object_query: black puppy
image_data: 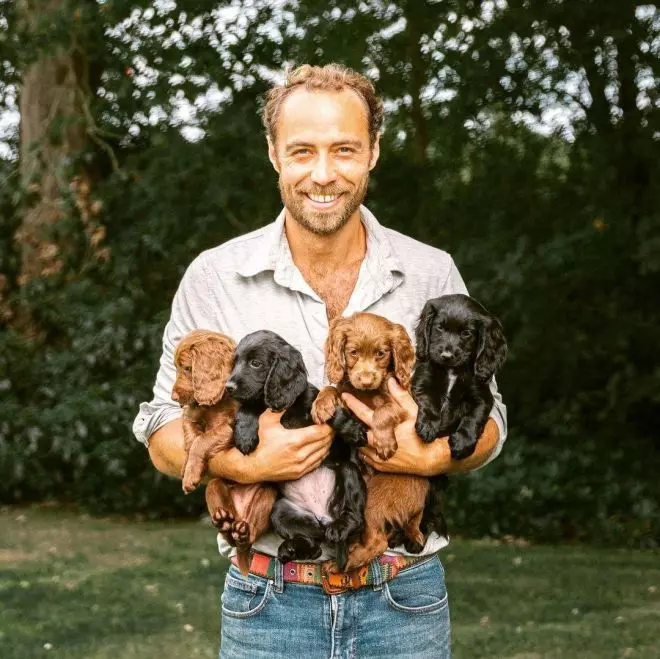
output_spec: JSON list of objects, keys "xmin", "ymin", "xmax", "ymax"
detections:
[
  {"xmin": 412, "ymin": 293, "xmax": 507, "ymax": 459},
  {"xmin": 411, "ymin": 294, "xmax": 507, "ymax": 539},
  {"xmin": 226, "ymin": 330, "xmax": 366, "ymax": 569}
]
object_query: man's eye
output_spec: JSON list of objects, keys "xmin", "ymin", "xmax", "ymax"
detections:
[
  {"xmin": 338, "ymin": 146, "xmax": 355, "ymax": 154},
  {"xmin": 249, "ymin": 359, "xmax": 263, "ymax": 369},
  {"xmin": 293, "ymin": 148, "xmax": 310, "ymax": 157},
  {"xmin": 183, "ymin": 366, "xmax": 192, "ymax": 374}
]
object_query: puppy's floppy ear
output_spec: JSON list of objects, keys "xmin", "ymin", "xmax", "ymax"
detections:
[
  {"xmin": 414, "ymin": 299, "xmax": 437, "ymax": 361},
  {"xmin": 474, "ymin": 315, "xmax": 507, "ymax": 381},
  {"xmin": 390, "ymin": 323, "xmax": 415, "ymax": 390},
  {"xmin": 264, "ymin": 344, "xmax": 309, "ymax": 411},
  {"xmin": 325, "ymin": 316, "xmax": 351, "ymax": 384},
  {"xmin": 191, "ymin": 335, "xmax": 235, "ymax": 405}
]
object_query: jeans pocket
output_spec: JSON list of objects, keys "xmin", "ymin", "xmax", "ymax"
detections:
[
  {"xmin": 221, "ymin": 569, "xmax": 273, "ymax": 619},
  {"xmin": 382, "ymin": 556, "xmax": 449, "ymax": 614}
]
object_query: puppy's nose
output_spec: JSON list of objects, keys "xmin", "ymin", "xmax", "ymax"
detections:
[
  {"xmin": 225, "ymin": 381, "xmax": 237, "ymax": 395},
  {"xmin": 171, "ymin": 390, "xmax": 179, "ymax": 401}
]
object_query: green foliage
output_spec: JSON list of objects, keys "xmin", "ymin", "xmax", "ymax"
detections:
[{"xmin": 0, "ymin": 0, "xmax": 658, "ymax": 545}]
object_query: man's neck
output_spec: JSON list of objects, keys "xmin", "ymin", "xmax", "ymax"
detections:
[{"xmin": 284, "ymin": 210, "xmax": 366, "ymax": 273}]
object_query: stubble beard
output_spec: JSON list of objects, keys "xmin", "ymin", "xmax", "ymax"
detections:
[{"xmin": 279, "ymin": 173, "xmax": 370, "ymax": 237}]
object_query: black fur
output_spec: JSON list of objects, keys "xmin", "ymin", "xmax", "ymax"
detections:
[
  {"xmin": 226, "ymin": 330, "xmax": 366, "ymax": 569},
  {"xmin": 412, "ymin": 294, "xmax": 507, "ymax": 540}
]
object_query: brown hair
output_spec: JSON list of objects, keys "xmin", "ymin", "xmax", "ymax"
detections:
[{"xmin": 262, "ymin": 63, "xmax": 384, "ymax": 148}]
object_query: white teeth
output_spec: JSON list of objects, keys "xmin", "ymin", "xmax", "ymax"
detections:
[{"xmin": 309, "ymin": 194, "xmax": 339, "ymax": 203}]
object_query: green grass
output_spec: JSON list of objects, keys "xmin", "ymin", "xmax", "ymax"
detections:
[{"xmin": 1, "ymin": 506, "xmax": 658, "ymax": 658}]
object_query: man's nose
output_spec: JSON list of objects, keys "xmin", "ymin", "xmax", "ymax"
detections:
[
  {"xmin": 310, "ymin": 153, "xmax": 337, "ymax": 186},
  {"xmin": 171, "ymin": 389, "xmax": 179, "ymax": 401}
]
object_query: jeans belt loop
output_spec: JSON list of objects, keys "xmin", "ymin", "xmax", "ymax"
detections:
[{"xmin": 271, "ymin": 557, "xmax": 284, "ymax": 594}]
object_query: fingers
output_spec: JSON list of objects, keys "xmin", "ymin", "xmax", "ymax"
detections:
[
  {"xmin": 386, "ymin": 377, "xmax": 418, "ymax": 416},
  {"xmin": 260, "ymin": 408, "xmax": 286, "ymax": 425},
  {"xmin": 359, "ymin": 447, "xmax": 393, "ymax": 472},
  {"xmin": 297, "ymin": 422, "xmax": 334, "ymax": 443},
  {"xmin": 340, "ymin": 393, "xmax": 374, "ymax": 426},
  {"xmin": 299, "ymin": 444, "xmax": 331, "ymax": 475}
]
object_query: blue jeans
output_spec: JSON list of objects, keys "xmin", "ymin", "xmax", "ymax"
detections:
[{"xmin": 219, "ymin": 554, "xmax": 451, "ymax": 658}]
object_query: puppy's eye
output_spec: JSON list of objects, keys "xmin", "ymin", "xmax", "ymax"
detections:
[
  {"xmin": 461, "ymin": 330, "xmax": 472, "ymax": 338},
  {"xmin": 249, "ymin": 359, "xmax": 263, "ymax": 369},
  {"xmin": 347, "ymin": 349, "xmax": 358, "ymax": 357},
  {"xmin": 376, "ymin": 350, "xmax": 389, "ymax": 359}
]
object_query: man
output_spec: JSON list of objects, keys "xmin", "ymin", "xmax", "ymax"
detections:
[{"xmin": 133, "ymin": 63, "xmax": 507, "ymax": 658}]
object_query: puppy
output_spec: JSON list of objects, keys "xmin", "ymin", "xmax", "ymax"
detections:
[
  {"xmin": 314, "ymin": 313, "xmax": 430, "ymax": 572},
  {"xmin": 172, "ymin": 330, "xmax": 238, "ymax": 493},
  {"xmin": 226, "ymin": 330, "xmax": 366, "ymax": 569},
  {"xmin": 412, "ymin": 293, "xmax": 507, "ymax": 459},
  {"xmin": 172, "ymin": 330, "xmax": 276, "ymax": 574},
  {"xmin": 411, "ymin": 294, "xmax": 507, "ymax": 540},
  {"xmin": 313, "ymin": 313, "xmax": 415, "ymax": 460}
]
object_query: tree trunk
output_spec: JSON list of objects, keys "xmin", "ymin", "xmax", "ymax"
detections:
[
  {"xmin": 16, "ymin": 0, "xmax": 92, "ymax": 286},
  {"xmin": 404, "ymin": 1, "xmax": 428, "ymax": 167}
]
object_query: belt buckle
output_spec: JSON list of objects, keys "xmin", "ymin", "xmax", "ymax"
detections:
[
  {"xmin": 321, "ymin": 571, "xmax": 351, "ymax": 595},
  {"xmin": 321, "ymin": 566, "xmax": 368, "ymax": 595}
]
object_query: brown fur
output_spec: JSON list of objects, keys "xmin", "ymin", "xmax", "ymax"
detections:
[
  {"xmin": 172, "ymin": 329, "xmax": 276, "ymax": 574},
  {"xmin": 315, "ymin": 312, "xmax": 415, "ymax": 459},
  {"xmin": 205, "ymin": 479, "xmax": 278, "ymax": 575},
  {"xmin": 173, "ymin": 330, "xmax": 238, "ymax": 492},
  {"xmin": 339, "ymin": 474, "xmax": 430, "ymax": 571},
  {"xmin": 313, "ymin": 313, "xmax": 429, "ymax": 572}
]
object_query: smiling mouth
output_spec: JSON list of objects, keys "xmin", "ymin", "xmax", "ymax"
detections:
[{"xmin": 304, "ymin": 192, "xmax": 344, "ymax": 208}]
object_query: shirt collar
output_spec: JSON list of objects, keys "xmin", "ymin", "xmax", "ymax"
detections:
[{"xmin": 236, "ymin": 205, "xmax": 405, "ymax": 309}]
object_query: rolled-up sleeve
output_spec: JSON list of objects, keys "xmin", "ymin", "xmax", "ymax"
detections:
[
  {"xmin": 132, "ymin": 256, "xmax": 217, "ymax": 447},
  {"xmin": 439, "ymin": 258, "xmax": 508, "ymax": 467}
]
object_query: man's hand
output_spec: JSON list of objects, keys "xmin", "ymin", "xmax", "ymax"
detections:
[
  {"xmin": 247, "ymin": 408, "xmax": 334, "ymax": 482},
  {"xmin": 341, "ymin": 378, "xmax": 500, "ymax": 476},
  {"xmin": 341, "ymin": 378, "xmax": 444, "ymax": 477}
]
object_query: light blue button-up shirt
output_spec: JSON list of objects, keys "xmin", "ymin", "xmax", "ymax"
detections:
[{"xmin": 133, "ymin": 206, "xmax": 507, "ymax": 558}]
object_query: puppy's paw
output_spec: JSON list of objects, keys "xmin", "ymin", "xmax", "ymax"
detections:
[
  {"xmin": 231, "ymin": 520, "xmax": 251, "ymax": 549},
  {"xmin": 449, "ymin": 432, "xmax": 477, "ymax": 460},
  {"xmin": 182, "ymin": 474, "xmax": 201, "ymax": 494},
  {"xmin": 278, "ymin": 537, "xmax": 322, "ymax": 563},
  {"xmin": 403, "ymin": 534, "xmax": 425, "ymax": 554},
  {"xmin": 325, "ymin": 519, "xmax": 352, "ymax": 545},
  {"xmin": 415, "ymin": 414, "xmax": 441, "ymax": 444},
  {"xmin": 373, "ymin": 437, "xmax": 398, "ymax": 461},
  {"xmin": 211, "ymin": 508, "xmax": 235, "ymax": 534},
  {"xmin": 234, "ymin": 435, "xmax": 259, "ymax": 456},
  {"xmin": 321, "ymin": 559, "xmax": 341, "ymax": 577},
  {"xmin": 312, "ymin": 388, "xmax": 341, "ymax": 424}
]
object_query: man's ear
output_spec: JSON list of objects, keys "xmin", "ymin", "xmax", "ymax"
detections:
[
  {"xmin": 369, "ymin": 134, "xmax": 381, "ymax": 171},
  {"xmin": 267, "ymin": 137, "xmax": 280, "ymax": 173}
]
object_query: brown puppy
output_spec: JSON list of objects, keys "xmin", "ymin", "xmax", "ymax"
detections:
[
  {"xmin": 312, "ymin": 313, "xmax": 430, "ymax": 572},
  {"xmin": 313, "ymin": 312, "xmax": 415, "ymax": 460},
  {"xmin": 172, "ymin": 330, "xmax": 276, "ymax": 574},
  {"xmin": 172, "ymin": 329, "xmax": 238, "ymax": 493}
]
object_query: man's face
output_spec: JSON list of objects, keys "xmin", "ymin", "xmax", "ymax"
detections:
[{"xmin": 268, "ymin": 88, "xmax": 380, "ymax": 236}]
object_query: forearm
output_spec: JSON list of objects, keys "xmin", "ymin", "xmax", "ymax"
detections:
[
  {"xmin": 433, "ymin": 418, "xmax": 499, "ymax": 475},
  {"xmin": 148, "ymin": 418, "xmax": 256, "ymax": 484}
]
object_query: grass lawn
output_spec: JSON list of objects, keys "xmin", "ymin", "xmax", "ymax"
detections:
[{"xmin": 1, "ymin": 505, "xmax": 658, "ymax": 659}]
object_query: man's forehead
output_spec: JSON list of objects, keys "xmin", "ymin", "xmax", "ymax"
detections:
[{"xmin": 276, "ymin": 87, "xmax": 370, "ymax": 145}]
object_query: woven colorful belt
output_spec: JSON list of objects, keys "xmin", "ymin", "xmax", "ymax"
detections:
[{"xmin": 230, "ymin": 551, "xmax": 432, "ymax": 595}]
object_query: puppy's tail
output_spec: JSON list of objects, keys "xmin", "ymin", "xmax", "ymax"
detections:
[
  {"xmin": 334, "ymin": 542, "xmax": 348, "ymax": 572},
  {"xmin": 236, "ymin": 546, "xmax": 252, "ymax": 576}
]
